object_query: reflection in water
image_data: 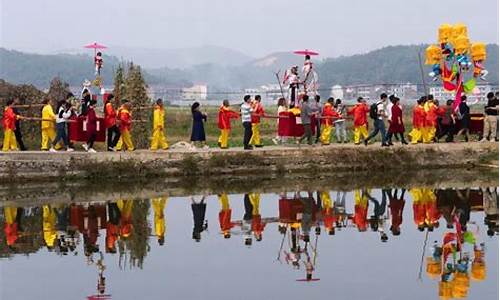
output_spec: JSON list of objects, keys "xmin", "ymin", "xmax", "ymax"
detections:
[{"xmin": 1, "ymin": 187, "xmax": 498, "ymax": 299}]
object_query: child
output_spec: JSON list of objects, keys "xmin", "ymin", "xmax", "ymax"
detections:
[
  {"xmin": 334, "ymin": 99, "xmax": 348, "ymax": 143},
  {"xmin": 150, "ymin": 98, "xmax": 169, "ymax": 150},
  {"xmin": 50, "ymin": 100, "xmax": 74, "ymax": 152},
  {"xmin": 347, "ymin": 97, "xmax": 370, "ymax": 145},
  {"xmin": 273, "ymin": 97, "xmax": 288, "ymax": 145},
  {"xmin": 190, "ymin": 102, "xmax": 208, "ymax": 148},
  {"xmin": 82, "ymin": 100, "xmax": 98, "ymax": 153},
  {"xmin": 115, "ymin": 101, "xmax": 134, "ymax": 151},
  {"xmin": 386, "ymin": 97, "xmax": 407, "ymax": 145},
  {"xmin": 95, "ymin": 52, "xmax": 103, "ymax": 75},
  {"xmin": 249, "ymin": 95, "xmax": 265, "ymax": 147},
  {"xmin": 319, "ymin": 97, "xmax": 338, "ymax": 145},
  {"xmin": 217, "ymin": 100, "xmax": 239, "ymax": 149},
  {"xmin": 2, "ymin": 99, "xmax": 21, "ymax": 151}
]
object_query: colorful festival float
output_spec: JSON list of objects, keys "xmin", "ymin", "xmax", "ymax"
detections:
[
  {"xmin": 425, "ymin": 24, "xmax": 489, "ymax": 135},
  {"xmin": 68, "ymin": 42, "xmax": 112, "ymax": 142},
  {"xmin": 426, "ymin": 217, "xmax": 487, "ymax": 299},
  {"xmin": 278, "ymin": 50, "xmax": 320, "ymax": 138}
]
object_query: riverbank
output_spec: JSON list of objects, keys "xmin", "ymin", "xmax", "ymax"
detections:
[{"xmin": 0, "ymin": 142, "xmax": 497, "ymax": 182}]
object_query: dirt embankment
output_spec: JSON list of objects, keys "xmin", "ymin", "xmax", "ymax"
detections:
[{"xmin": 0, "ymin": 142, "xmax": 497, "ymax": 183}]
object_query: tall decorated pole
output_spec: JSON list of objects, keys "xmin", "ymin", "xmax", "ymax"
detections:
[{"xmin": 425, "ymin": 24, "xmax": 488, "ymax": 110}]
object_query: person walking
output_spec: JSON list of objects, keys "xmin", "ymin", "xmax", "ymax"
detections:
[
  {"xmin": 12, "ymin": 98, "xmax": 26, "ymax": 151},
  {"xmin": 334, "ymin": 99, "xmax": 348, "ymax": 143},
  {"xmin": 217, "ymin": 100, "xmax": 239, "ymax": 149},
  {"xmin": 249, "ymin": 95, "xmax": 265, "ymax": 147},
  {"xmin": 2, "ymin": 99, "xmax": 21, "ymax": 152},
  {"xmin": 456, "ymin": 95, "xmax": 470, "ymax": 142},
  {"xmin": 241, "ymin": 95, "xmax": 254, "ymax": 150},
  {"xmin": 115, "ymin": 101, "xmax": 134, "ymax": 151},
  {"xmin": 41, "ymin": 98, "xmax": 59, "ymax": 151},
  {"xmin": 480, "ymin": 92, "xmax": 499, "ymax": 142},
  {"xmin": 150, "ymin": 98, "xmax": 169, "ymax": 151},
  {"xmin": 348, "ymin": 97, "xmax": 370, "ymax": 145},
  {"xmin": 409, "ymin": 97, "xmax": 426, "ymax": 144},
  {"xmin": 386, "ymin": 97, "xmax": 407, "ymax": 144},
  {"xmin": 190, "ymin": 102, "xmax": 208, "ymax": 148},
  {"xmin": 104, "ymin": 94, "xmax": 120, "ymax": 151},
  {"xmin": 50, "ymin": 100, "xmax": 74, "ymax": 152},
  {"xmin": 365, "ymin": 93, "xmax": 389, "ymax": 146},
  {"xmin": 82, "ymin": 100, "xmax": 98, "ymax": 153},
  {"xmin": 298, "ymin": 95, "xmax": 316, "ymax": 145},
  {"xmin": 319, "ymin": 97, "xmax": 338, "ymax": 145},
  {"xmin": 273, "ymin": 97, "xmax": 288, "ymax": 144},
  {"xmin": 437, "ymin": 100, "xmax": 456, "ymax": 142},
  {"xmin": 311, "ymin": 95, "xmax": 323, "ymax": 143}
]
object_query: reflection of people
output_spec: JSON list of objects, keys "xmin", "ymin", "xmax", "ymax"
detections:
[
  {"xmin": 106, "ymin": 202, "xmax": 120, "ymax": 253},
  {"xmin": 334, "ymin": 191, "xmax": 348, "ymax": 228},
  {"xmin": 152, "ymin": 197, "xmax": 168, "ymax": 245},
  {"xmin": 3, "ymin": 206, "xmax": 22, "ymax": 248},
  {"xmin": 482, "ymin": 187, "xmax": 498, "ymax": 236},
  {"xmin": 320, "ymin": 191, "xmax": 335, "ymax": 235},
  {"xmin": 388, "ymin": 189, "xmax": 405, "ymax": 236},
  {"xmin": 368, "ymin": 190, "xmax": 388, "ymax": 242},
  {"xmin": 218, "ymin": 193, "xmax": 234, "ymax": 239},
  {"xmin": 249, "ymin": 193, "xmax": 264, "ymax": 241},
  {"xmin": 455, "ymin": 189, "xmax": 471, "ymax": 231},
  {"xmin": 353, "ymin": 190, "xmax": 369, "ymax": 232},
  {"xmin": 243, "ymin": 194, "xmax": 253, "ymax": 245},
  {"xmin": 191, "ymin": 196, "xmax": 207, "ymax": 242}
]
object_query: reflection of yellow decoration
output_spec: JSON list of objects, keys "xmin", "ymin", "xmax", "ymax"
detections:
[
  {"xmin": 453, "ymin": 35, "xmax": 470, "ymax": 55},
  {"xmin": 471, "ymin": 261, "xmax": 486, "ymax": 281},
  {"xmin": 426, "ymin": 257, "xmax": 441, "ymax": 278},
  {"xmin": 471, "ymin": 43, "xmax": 487, "ymax": 61},
  {"xmin": 425, "ymin": 45, "xmax": 441, "ymax": 65},
  {"xmin": 451, "ymin": 272, "xmax": 470, "ymax": 299},
  {"xmin": 439, "ymin": 281, "xmax": 452, "ymax": 300},
  {"xmin": 289, "ymin": 107, "xmax": 301, "ymax": 116},
  {"xmin": 438, "ymin": 24, "xmax": 453, "ymax": 44}
]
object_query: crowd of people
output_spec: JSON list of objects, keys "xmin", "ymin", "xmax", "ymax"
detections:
[{"xmin": 1, "ymin": 90, "xmax": 498, "ymax": 152}]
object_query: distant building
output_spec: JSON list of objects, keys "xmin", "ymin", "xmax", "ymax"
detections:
[
  {"xmin": 332, "ymin": 83, "xmax": 418, "ymax": 103},
  {"xmin": 429, "ymin": 84, "xmax": 498, "ymax": 103},
  {"xmin": 181, "ymin": 84, "xmax": 208, "ymax": 101},
  {"xmin": 244, "ymin": 84, "xmax": 283, "ymax": 105},
  {"xmin": 330, "ymin": 85, "xmax": 344, "ymax": 100}
]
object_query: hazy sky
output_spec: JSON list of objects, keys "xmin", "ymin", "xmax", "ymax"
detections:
[{"xmin": 1, "ymin": 0, "xmax": 498, "ymax": 58}]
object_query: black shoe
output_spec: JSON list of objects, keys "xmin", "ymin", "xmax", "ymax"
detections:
[
  {"xmin": 244, "ymin": 146, "xmax": 253, "ymax": 150},
  {"xmin": 388, "ymin": 141, "xmax": 394, "ymax": 146},
  {"xmin": 402, "ymin": 140, "xmax": 408, "ymax": 145},
  {"xmin": 381, "ymin": 143, "xmax": 390, "ymax": 147},
  {"xmin": 255, "ymin": 144, "xmax": 263, "ymax": 148},
  {"xmin": 364, "ymin": 139, "xmax": 368, "ymax": 146}
]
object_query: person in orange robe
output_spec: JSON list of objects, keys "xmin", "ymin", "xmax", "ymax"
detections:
[
  {"xmin": 410, "ymin": 97, "xmax": 426, "ymax": 144},
  {"xmin": 348, "ymin": 97, "xmax": 370, "ymax": 144},
  {"xmin": 217, "ymin": 100, "xmax": 240, "ymax": 149}
]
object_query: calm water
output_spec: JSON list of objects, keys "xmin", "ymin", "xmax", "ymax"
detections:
[{"xmin": 0, "ymin": 187, "xmax": 498, "ymax": 300}]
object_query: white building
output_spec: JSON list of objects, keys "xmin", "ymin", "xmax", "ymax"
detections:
[
  {"xmin": 181, "ymin": 84, "xmax": 208, "ymax": 101},
  {"xmin": 429, "ymin": 84, "xmax": 498, "ymax": 103}
]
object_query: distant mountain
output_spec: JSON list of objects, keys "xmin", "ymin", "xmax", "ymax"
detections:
[
  {"xmin": 0, "ymin": 48, "xmax": 179, "ymax": 88},
  {"xmin": 2, "ymin": 45, "xmax": 498, "ymax": 90},
  {"xmin": 68, "ymin": 45, "xmax": 255, "ymax": 69},
  {"xmin": 317, "ymin": 44, "xmax": 499, "ymax": 87}
]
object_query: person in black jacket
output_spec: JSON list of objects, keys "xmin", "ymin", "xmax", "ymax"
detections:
[{"xmin": 12, "ymin": 98, "xmax": 26, "ymax": 150}]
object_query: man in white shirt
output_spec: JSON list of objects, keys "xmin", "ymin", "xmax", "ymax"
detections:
[
  {"xmin": 365, "ymin": 93, "xmax": 390, "ymax": 147},
  {"xmin": 241, "ymin": 95, "xmax": 254, "ymax": 150}
]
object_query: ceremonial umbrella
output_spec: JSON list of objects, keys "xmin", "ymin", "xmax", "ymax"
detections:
[
  {"xmin": 293, "ymin": 49, "xmax": 319, "ymax": 56},
  {"xmin": 84, "ymin": 42, "xmax": 107, "ymax": 56}
]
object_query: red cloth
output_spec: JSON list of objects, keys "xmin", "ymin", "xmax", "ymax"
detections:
[
  {"xmin": 348, "ymin": 103, "xmax": 369, "ymax": 126},
  {"xmin": 322, "ymin": 208, "xmax": 336, "ymax": 229},
  {"xmin": 218, "ymin": 106, "xmax": 239, "ymax": 130},
  {"xmin": 389, "ymin": 199, "xmax": 404, "ymax": 230},
  {"xmin": 104, "ymin": 102, "xmax": 117, "ymax": 128},
  {"xmin": 4, "ymin": 222, "xmax": 18, "ymax": 246},
  {"xmin": 218, "ymin": 209, "xmax": 233, "ymax": 231},
  {"xmin": 278, "ymin": 112, "xmax": 316, "ymax": 137},
  {"xmin": 251, "ymin": 102, "xmax": 265, "ymax": 124},
  {"xmin": 389, "ymin": 105, "xmax": 405, "ymax": 133},
  {"xmin": 413, "ymin": 203, "xmax": 425, "ymax": 226},
  {"xmin": 412, "ymin": 105, "xmax": 425, "ymax": 128},
  {"xmin": 118, "ymin": 108, "xmax": 132, "ymax": 131},
  {"xmin": 354, "ymin": 205, "xmax": 368, "ymax": 231},
  {"xmin": 86, "ymin": 107, "xmax": 97, "ymax": 134},
  {"xmin": 252, "ymin": 214, "xmax": 265, "ymax": 234},
  {"xmin": 106, "ymin": 223, "xmax": 119, "ymax": 250},
  {"xmin": 321, "ymin": 103, "xmax": 339, "ymax": 126},
  {"xmin": 425, "ymin": 104, "xmax": 438, "ymax": 127},
  {"xmin": 2, "ymin": 107, "xmax": 16, "ymax": 130}
]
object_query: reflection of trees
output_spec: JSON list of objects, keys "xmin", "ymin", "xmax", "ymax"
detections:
[
  {"xmin": 0, "ymin": 207, "xmax": 44, "ymax": 257},
  {"xmin": 118, "ymin": 199, "xmax": 150, "ymax": 269}
]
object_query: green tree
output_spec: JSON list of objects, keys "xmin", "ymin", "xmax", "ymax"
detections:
[
  {"xmin": 124, "ymin": 63, "xmax": 151, "ymax": 148},
  {"xmin": 113, "ymin": 64, "xmax": 126, "ymax": 107},
  {"xmin": 46, "ymin": 77, "xmax": 71, "ymax": 102}
]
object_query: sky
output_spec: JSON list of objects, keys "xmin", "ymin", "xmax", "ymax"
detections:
[{"xmin": 0, "ymin": 0, "xmax": 499, "ymax": 58}]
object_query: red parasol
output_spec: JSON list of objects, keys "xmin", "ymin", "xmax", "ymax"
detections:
[
  {"xmin": 87, "ymin": 295, "xmax": 111, "ymax": 300},
  {"xmin": 84, "ymin": 42, "xmax": 107, "ymax": 56},
  {"xmin": 293, "ymin": 49, "xmax": 319, "ymax": 56}
]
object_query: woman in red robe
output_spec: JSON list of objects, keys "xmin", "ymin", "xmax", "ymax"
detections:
[{"xmin": 387, "ymin": 97, "xmax": 407, "ymax": 144}]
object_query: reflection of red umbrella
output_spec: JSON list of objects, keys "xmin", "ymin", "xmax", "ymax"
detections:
[
  {"xmin": 87, "ymin": 295, "xmax": 111, "ymax": 300},
  {"xmin": 296, "ymin": 278, "xmax": 320, "ymax": 281},
  {"xmin": 84, "ymin": 42, "xmax": 107, "ymax": 55},
  {"xmin": 293, "ymin": 49, "xmax": 319, "ymax": 56}
]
